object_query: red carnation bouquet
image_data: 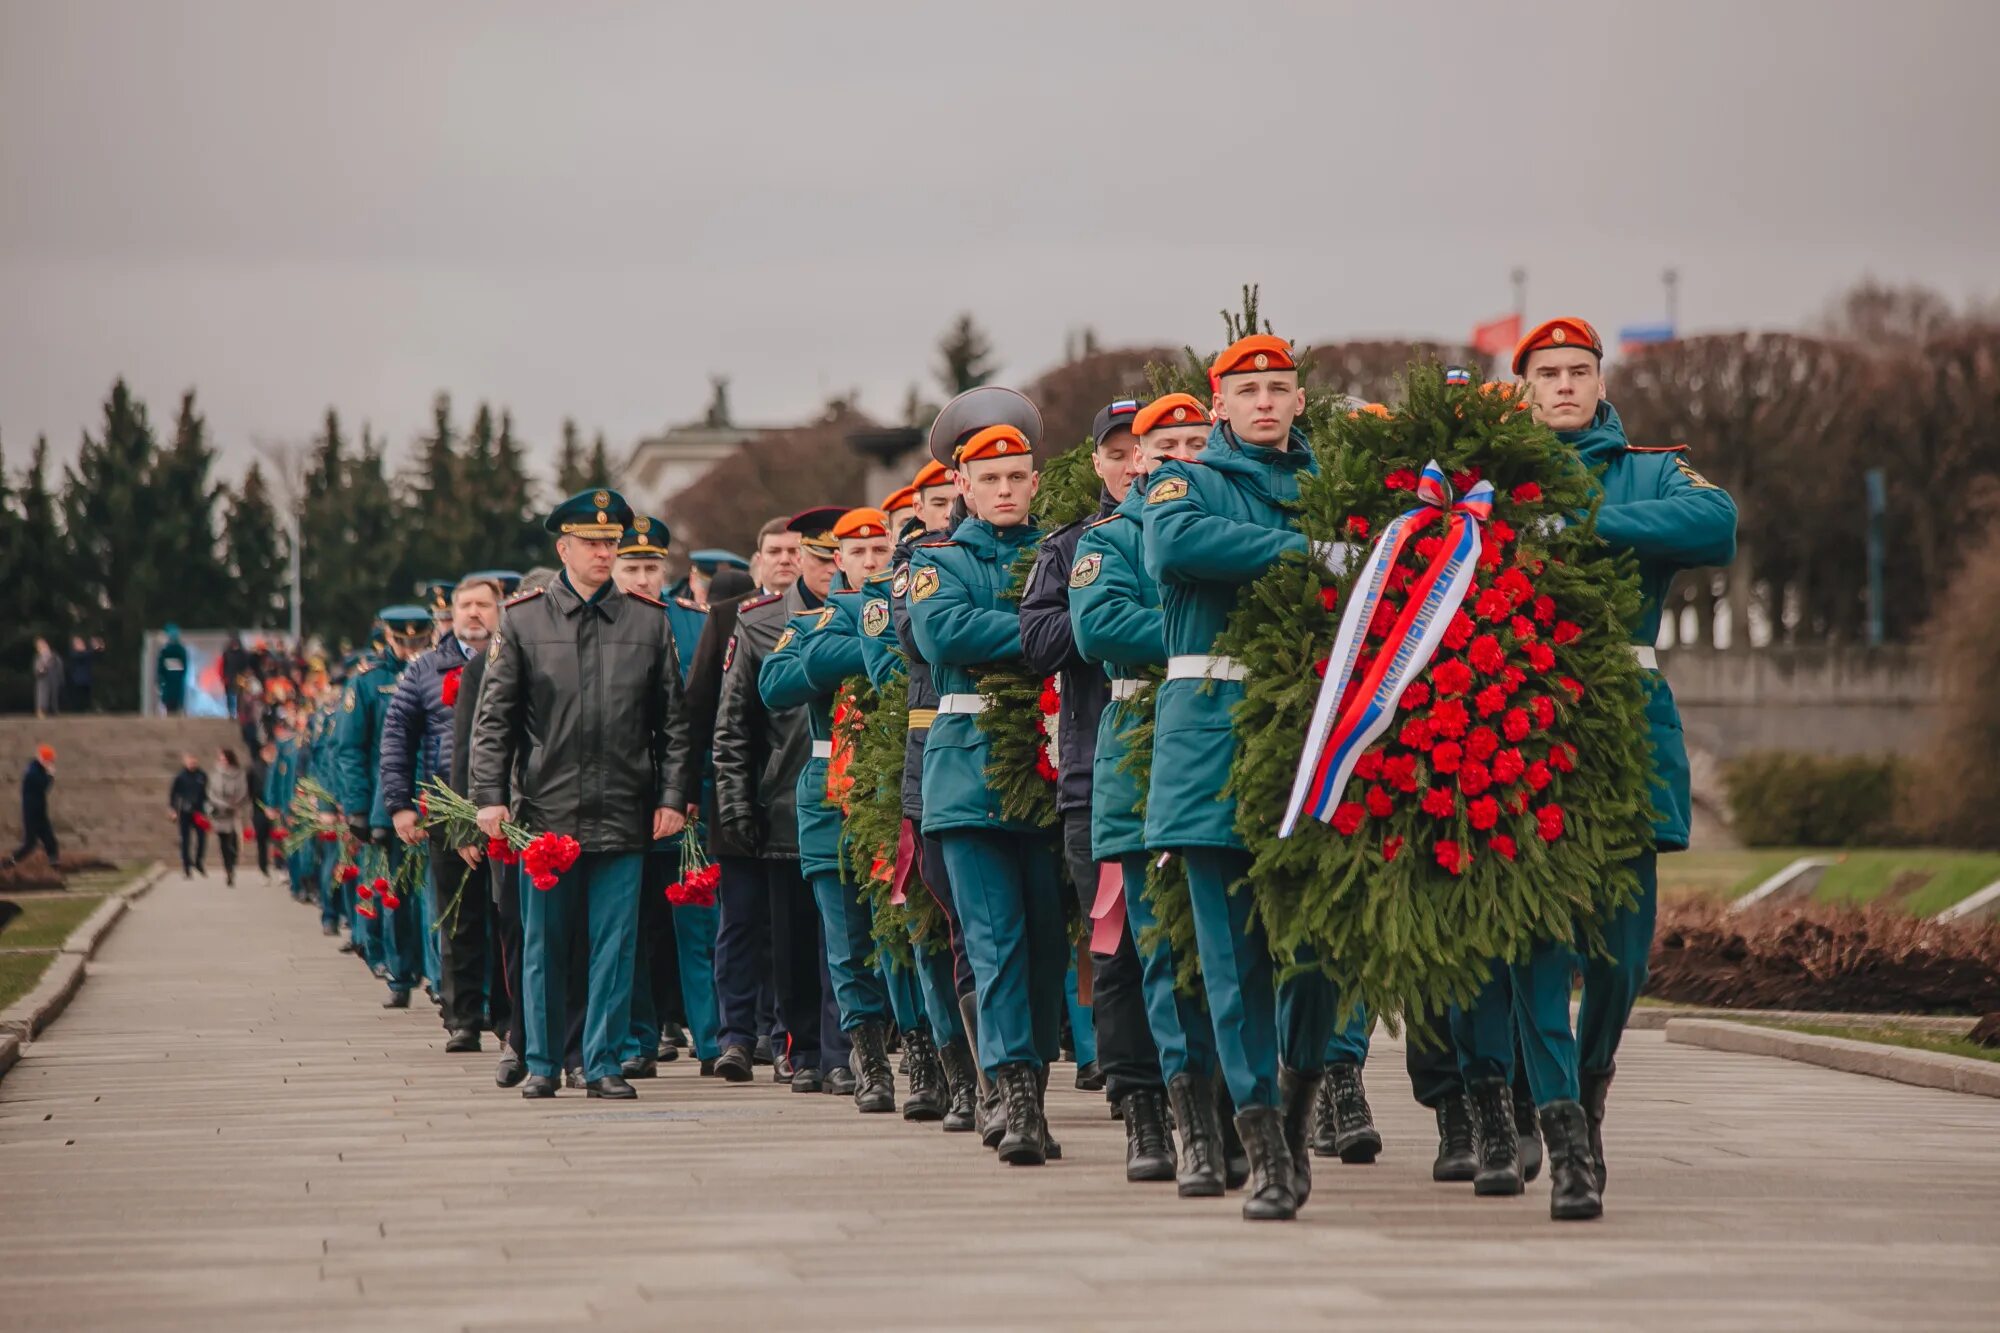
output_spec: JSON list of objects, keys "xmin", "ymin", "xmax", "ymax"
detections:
[
  {"xmin": 418, "ymin": 776, "xmax": 580, "ymax": 892},
  {"xmin": 1217, "ymin": 369, "xmax": 1657, "ymax": 1020},
  {"xmin": 663, "ymin": 821, "xmax": 719, "ymax": 908},
  {"xmin": 192, "ymin": 812, "xmax": 212, "ymax": 833}
]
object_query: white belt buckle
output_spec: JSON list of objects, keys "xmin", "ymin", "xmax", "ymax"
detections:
[
  {"xmin": 1109, "ymin": 678, "xmax": 1146, "ymax": 701},
  {"xmin": 1630, "ymin": 644, "xmax": 1660, "ymax": 670}
]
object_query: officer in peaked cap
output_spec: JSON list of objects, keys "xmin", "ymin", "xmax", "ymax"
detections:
[{"xmin": 418, "ymin": 580, "xmax": 458, "ymax": 642}]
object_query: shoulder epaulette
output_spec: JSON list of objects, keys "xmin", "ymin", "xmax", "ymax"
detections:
[
  {"xmin": 831, "ymin": 588, "xmax": 862, "ymax": 597},
  {"xmin": 1048, "ymin": 516, "xmax": 1086, "ymax": 538},
  {"xmin": 673, "ymin": 595, "xmax": 701, "ymax": 610},
  {"xmin": 1626, "ymin": 443, "xmax": 1689, "ymax": 454},
  {"xmin": 914, "ymin": 532, "xmax": 957, "ymax": 549},
  {"xmin": 915, "ymin": 540, "xmax": 959, "ymax": 551},
  {"xmin": 1084, "ymin": 513, "xmax": 1131, "ymax": 529},
  {"xmin": 738, "ymin": 591, "xmax": 781, "ymax": 610},
  {"xmin": 626, "ymin": 590, "xmax": 666, "ymax": 609},
  {"xmin": 505, "ymin": 587, "xmax": 546, "ymax": 607}
]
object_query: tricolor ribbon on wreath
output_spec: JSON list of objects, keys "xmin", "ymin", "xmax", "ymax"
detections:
[{"xmin": 1281, "ymin": 461, "xmax": 1496, "ymax": 837}]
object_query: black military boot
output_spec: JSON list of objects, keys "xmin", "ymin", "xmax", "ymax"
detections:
[
  {"xmin": 1579, "ymin": 1066, "xmax": 1612, "ymax": 1192},
  {"xmin": 1542, "ymin": 1100, "xmax": 1604, "ymax": 1220},
  {"xmin": 823, "ymin": 1066, "xmax": 856, "ymax": 1096},
  {"xmin": 938, "ymin": 1037, "xmax": 978, "ymax": 1132},
  {"xmin": 851, "ymin": 1021, "xmax": 896, "ymax": 1113},
  {"xmin": 902, "ymin": 1029, "xmax": 946, "ymax": 1122},
  {"xmin": 995, "ymin": 1063, "xmax": 1049, "ymax": 1166},
  {"xmin": 1277, "ymin": 1067, "xmax": 1320, "ymax": 1208},
  {"xmin": 1234, "ymin": 1106, "xmax": 1299, "ymax": 1221},
  {"xmin": 1166, "ymin": 1073, "xmax": 1224, "ymax": 1198},
  {"xmin": 1468, "ymin": 1077, "xmax": 1524, "ymax": 1196},
  {"xmin": 1121, "ymin": 1087, "xmax": 1176, "ymax": 1183},
  {"xmin": 1432, "ymin": 1093, "xmax": 1479, "ymax": 1182},
  {"xmin": 1032, "ymin": 1064, "xmax": 1063, "ymax": 1160},
  {"xmin": 1315, "ymin": 1061, "xmax": 1383, "ymax": 1164},
  {"xmin": 1515, "ymin": 1083, "xmax": 1544, "ymax": 1183},
  {"xmin": 1215, "ymin": 1074, "xmax": 1250, "ymax": 1189}
]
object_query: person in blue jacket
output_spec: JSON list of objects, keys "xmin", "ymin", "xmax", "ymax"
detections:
[
  {"xmin": 907, "ymin": 390, "xmax": 1070, "ymax": 1166},
  {"xmin": 1452, "ymin": 317, "xmax": 1738, "ymax": 1221},
  {"xmin": 334, "ymin": 605, "xmax": 434, "ymax": 1008}
]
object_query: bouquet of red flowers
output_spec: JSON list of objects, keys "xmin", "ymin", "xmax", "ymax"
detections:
[
  {"xmin": 664, "ymin": 821, "xmax": 719, "ymax": 908},
  {"xmin": 419, "ymin": 778, "xmax": 579, "ymax": 892},
  {"xmin": 192, "ymin": 812, "xmax": 212, "ymax": 833}
]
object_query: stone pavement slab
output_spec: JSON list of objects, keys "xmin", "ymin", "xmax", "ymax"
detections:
[{"xmin": 3, "ymin": 871, "xmax": 1999, "ymax": 1332}]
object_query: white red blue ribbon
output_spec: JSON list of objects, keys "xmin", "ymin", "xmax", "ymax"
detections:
[{"xmin": 1280, "ymin": 462, "xmax": 1495, "ymax": 837}]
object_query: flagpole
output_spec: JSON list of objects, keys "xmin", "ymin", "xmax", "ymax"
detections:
[
  {"xmin": 1662, "ymin": 266, "xmax": 1679, "ymax": 332},
  {"xmin": 1511, "ymin": 267, "xmax": 1527, "ymax": 323}
]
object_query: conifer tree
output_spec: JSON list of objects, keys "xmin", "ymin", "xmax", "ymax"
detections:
[
  {"xmin": 62, "ymin": 380, "xmax": 160, "ymax": 708},
  {"xmin": 556, "ymin": 418, "xmax": 589, "ymax": 493},
  {"xmin": 146, "ymin": 391, "xmax": 232, "ymax": 631},
  {"xmin": 2, "ymin": 436, "xmax": 74, "ymax": 710},
  {"xmin": 491, "ymin": 409, "xmax": 542, "ymax": 572},
  {"xmin": 299, "ymin": 409, "xmax": 351, "ymax": 645},
  {"xmin": 222, "ymin": 463, "xmax": 286, "ymax": 628},
  {"xmin": 936, "ymin": 313, "xmax": 998, "ymax": 395},
  {"xmin": 405, "ymin": 393, "xmax": 465, "ymax": 586},
  {"xmin": 586, "ymin": 432, "xmax": 616, "ymax": 488}
]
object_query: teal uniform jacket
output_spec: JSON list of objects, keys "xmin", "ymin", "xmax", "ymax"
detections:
[
  {"xmin": 1566, "ymin": 402, "xmax": 1738, "ymax": 851},
  {"xmin": 666, "ymin": 594, "xmax": 706, "ymax": 683},
  {"xmin": 907, "ymin": 517, "xmax": 1042, "ymax": 835},
  {"xmin": 759, "ymin": 579, "xmax": 867, "ymax": 880},
  {"xmin": 1069, "ymin": 487, "xmax": 1166, "ymax": 861},
  {"xmin": 265, "ymin": 735, "xmax": 298, "ymax": 811},
  {"xmin": 856, "ymin": 571, "xmax": 902, "ymax": 690},
  {"xmin": 334, "ymin": 653, "xmax": 406, "ymax": 829},
  {"xmin": 1141, "ymin": 424, "xmax": 1314, "ymax": 850}
]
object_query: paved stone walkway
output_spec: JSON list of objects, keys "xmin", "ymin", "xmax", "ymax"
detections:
[{"xmin": 3, "ymin": 873, "xmax": 1999, "ymax": 1332}]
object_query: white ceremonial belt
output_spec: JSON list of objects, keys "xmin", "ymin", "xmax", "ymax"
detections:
[
  {"xmin": 1166, "ymin": 655, "xmax": 1247, "ymax": 682},
  {"xmin": 937, "ymin": 694, "xmax": 988, "ymax": 715},
  {"xmin": 1630, "ymin": 645, "xmax": 1660, "ymax": 670},
  {"xmin": 810, "ymin": 740, "xmax": 834, "ymax": 759},
  {"xmin": 1109, "ymin": 678, "xmax": 1148, "ymax": 701}
]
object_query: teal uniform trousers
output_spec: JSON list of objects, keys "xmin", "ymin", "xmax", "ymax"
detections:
[{"xmin": 523, "ymin": 851, "xmax": 642, "ymax": 1080}]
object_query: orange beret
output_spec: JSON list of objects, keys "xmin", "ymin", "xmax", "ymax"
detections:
[
  {"xmin": 955, "ymin": 424, "xmax": 1034, "ymax": 465},
  {"xmin": 879, "ymin": 485, "xmax": 915, "ymax": 514},
  {"xmin": 37, "ymin": 745, "xmax": 56, "ymax": 764},
  {"xmin": 1208, "ymin": 334, "xmax": 1296, "ymax": 391},
  {"xmin": 833, "ymin": 507, "xmax": 891, "ymax": 540},
  {"xmin": 1132, "ymin": 393, "xmax": 1211, "ymax": 437},
  {"xmin": 1511, "ymin": 318, "xmax": 1603, "ymax": 375},
  {"xmin": 912, "ymin": 459, "xmax": 953, "ymax": 490}
]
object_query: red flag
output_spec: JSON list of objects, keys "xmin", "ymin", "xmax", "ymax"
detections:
[{"xmin": 1471, "ymin": 313, "xmax": 1522, "ymax": 358}]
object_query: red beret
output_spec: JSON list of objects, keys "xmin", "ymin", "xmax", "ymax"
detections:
[
  {"xmin": 1208, "ymin": 335, "xmax": 1296, "ymax": 392},
  {"xmin": 1132, "ymin": 393, "xmax": 1211, "ymax": 437},
  {"xmin": 955, "ymin": 424, "xmax": 1033, "ymax": 465},
  {"xmin": 833, "ymin": 507, "xmax": 891, "ymax": 540},
  {"xmin": 1511, "ymin": 318, "xmax": 1603, "ymax": 375}
]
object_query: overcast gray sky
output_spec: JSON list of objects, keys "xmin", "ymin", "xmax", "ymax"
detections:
[{"xmin": 4, "ymin": 0, "xmax": 1997, "ymax": 480}]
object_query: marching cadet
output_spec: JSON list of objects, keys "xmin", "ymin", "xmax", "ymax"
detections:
[
  {"xmin": 910, "ymin": 458, "xmax": 956, "ymax": 533},
  {"xmin": 263, "ymin": 715, "xmax": 309, "ymax": 906},
  {"xmin": 1020, "ymin": 397, "xmax": 1176, "ymax": 1182},
  {"xmin": 880, "ymin": 485, "xmax": 917, "ymax": 537},
  {"xmin": 1069, "ymin": 390, "xmax": 1241, "ymax": 1197},
  {"xmin": 711, "ymin": 516, "xmax": 839, "ymax": 1093},
  {"xmin": 1140, "ymin": 335, "xmax": 1342, "ymax": 1221},
  {"xmin": 907, "ymin": 387, "xmax": 1070, "ymax": 1167},
  {"xmin": 609, "ymin": 516, "xmax": 722, "ymax": 1080},
  {"xmin": 334, "ymin": 605, "xmax": 434, "ymax": 1008},
  {"xmin": 1452, "ymin": 318, "xmax": 1737, "ymax": 1220},
  {"xmin": 761, "ymin": 506, "xmax": 933, "ymax": 1115},
  {"xmin": 470, "ymin": 489, "xmax": 692, "ymax": 1100}
]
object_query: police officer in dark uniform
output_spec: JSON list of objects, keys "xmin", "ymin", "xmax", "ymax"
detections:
[{"xmin": 1019, "ymin": 399, "xmax": 1176, "ymax": 1183}]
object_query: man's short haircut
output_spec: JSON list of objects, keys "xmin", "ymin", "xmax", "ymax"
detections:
[
  {"xmin": 455, "ymin": 576, "xmax": 505, "ymax": 603},
  {"xmin": 756, "ymin": 517, "xmax": 793, "ymax": 549}
]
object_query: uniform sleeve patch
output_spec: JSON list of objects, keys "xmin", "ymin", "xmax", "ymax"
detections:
[
  {"xmin": 910, "ymin": 566, "xmax": 941, "ymax": 602},
  {"xmin": 1146, "ymin": 477, "xmax": 1189, "ymax": 505},
  {"xmin": 1069, "ymin": 552, "xmax": 1103, "ymax": 588},
  {"xmin": 1675, "ymin": 458, "xmax": 1720, "ymax": 490},
  {"xmin": 774, "ymin": 626, "xmax": 797, "ymax": 653},
  {"xmin": 722, "ymin": 635, "xmax": 737, "ymax": 672},
  {"xmin": 342, "ymin": 687, "xmax": 356, "ymax": 712},
  {"xmin": 891, "ymin": 568, "xmax": 911, "ymax": 598},
  {"xmin": 862, "ymin": 599, "xmax": 891, "ymax": 636}
]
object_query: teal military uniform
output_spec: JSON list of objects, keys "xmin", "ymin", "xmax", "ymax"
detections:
[
  {"xmin": 1069, "ymin": 490, "xmax": 1217, "ymax": 1084},
  {"xmin": 1456, "ymin": 401, "xmax": 1738, "ymax": 1106},
  {"xmin": 760, "ymin": 579, "xmax": 894, "ymax": 1036},
  {"xmin": 156, "ymin": 631, "xmax": 189, "ymax": 715},
  {"xmin": 1140, "ymin": 425, "xmax": 1343, "ymax": 1111},
  {"xmin": 334, "ymin": 610, "xmax": 427, "ymax": 998},
  {"xmin": 858, "ymin": 567, "xmax": 968, "ymax": 1052},
  {"xmin": 907, "ymin": 517, "xmax": 1067, "ymax": 1077}
]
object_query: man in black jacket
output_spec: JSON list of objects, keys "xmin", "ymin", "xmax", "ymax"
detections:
[
  {"xmin": 5, "ymin": 745, "xmax": 59, "ymax": 871},
  {"xmin": 384, "ymin": 576, "xmax": 501, "ymax": 1052},
  {"xmin": 470, "ymin": 490, "xmax": 691, "ymax": 1101},
  {"xmin": 709, "ymin": 516, "xmax": 836, "ymax": 1089},
  {"xmin": 168, "ymin": 752, "xmax": 209, "ymax": 877},
  {"xmin": 1018, "ymin": 399, "xmax": 1174, "ymax": 1180}
]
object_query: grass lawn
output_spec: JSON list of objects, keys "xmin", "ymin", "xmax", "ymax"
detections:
[
  {"xmin": 0, "ymin": 949, "xmax": 57, "ymax": 1013},
  {"xmin": 1660, "ymin": 848, "xmax": 2000, "ymax": 915},
  {"xmin": 1743, "ymin": 1018, "xmax": 2000, "ymax": 1065},
  {"xmin": 0, "ymin": 893, "xmax": 105, "ymax": 950}
]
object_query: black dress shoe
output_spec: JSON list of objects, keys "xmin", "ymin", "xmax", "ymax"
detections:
[
  {"xmin": 822, "ymin": 1066, "xmax": 856, "ymax": 1097},
  {"xmin": 563, "ymin": 1068, "xmax": 586, "ymax": 1090},
  {"xmin": 714, "ymin": 1044, "xmax": 754, "ymax": 1083},
  {"xmin": 772, "ymin": 1051, "xmax": 795, "ymax": 1084},
  {"xmin": 587, "ymin": 1075, "xmax": 638, "ymax": 1099},
  {"xmin": 621, "ymin": 1055, "xmax": 658, "ymax": 1079},
  {"xmin": 657, "ymin": 1044, "xmax": 680, "ymax": 1063},
  {"xmin": 790, "ymin": 1066, "xmax": 823, "ymax": 1094},
  {"xmin": 752, "ymin": 1035, "xmax": 775, "ymax": 1065},
  {"xmin": 1074, "ymin": 1060, "xmax": 1105, "ymax": 1092},
  {"xmin": 699, "ymin": 1058, "xmax": 718, "ymax": 1077},
  {"xmin": 495, "ymin": 1052, "xmax": 527, "ymax": 1088},
  {"xmin": 382, "ymin": 990, "xmax": 411, "ymax": 1009},
  {"xmin": 445, "ymin": 1028, "xmax": 481, "ymax": 1053},
  {"xmin": 520, "ymin": 1073, "xmax": 557, "ymax": 1098}
]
